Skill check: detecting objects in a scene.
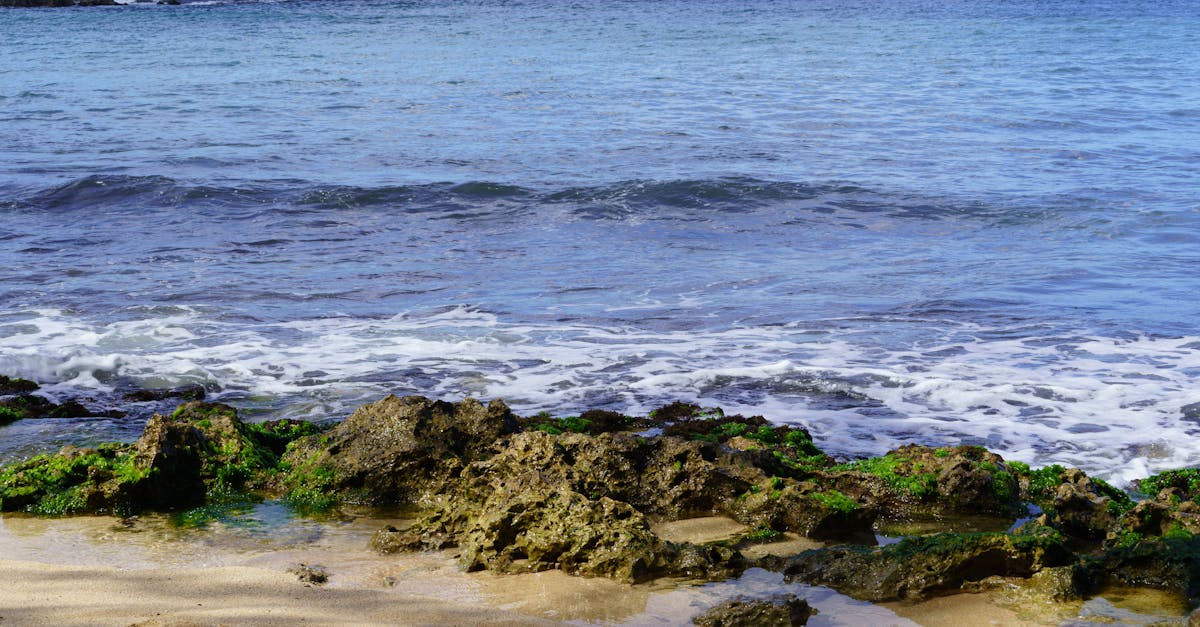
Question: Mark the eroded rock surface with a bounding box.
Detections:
[280,395,518,507]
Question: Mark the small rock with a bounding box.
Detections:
[290,563,328,585]
[0,375,39,395]
[692,594,815,626]
[123,384,207,403]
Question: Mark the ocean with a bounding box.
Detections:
[2,0,1199,485]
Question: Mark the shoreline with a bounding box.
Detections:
[0,505,1191,626]
[2,391,1199,625]
[0,554,1184,626]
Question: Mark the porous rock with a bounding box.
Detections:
[280,395,519,506]
[1023,466,1132,542]
[376,487,744,583]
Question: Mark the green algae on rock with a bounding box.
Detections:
[0,401,317,515]
[1009,463,1134,544]
[0,444,150,515]
[825,445,1024,519]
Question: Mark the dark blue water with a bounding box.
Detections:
[2,0,1200,483]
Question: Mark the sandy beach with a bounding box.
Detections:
[0,558,555,626]
[0,510,920,626]
[0,557,1129,627]
[1,511,1193,627]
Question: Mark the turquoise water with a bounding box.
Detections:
[2,0,1199,482]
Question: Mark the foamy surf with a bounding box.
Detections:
[2,306,1196,484]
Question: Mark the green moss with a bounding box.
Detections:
[746,425,782,446]
[737,525,782,544]
[934,449,950,458]
[1164,522,1195,541]
[0,444,148,515]
[888,525,1067,563]
[1008,461,1031,474]
[714,422,748,438]
[534,423,563,435]
[992,471,1015,501]
[0,406,22,422]
[1024,464,1068,502]
[284,466,340,513]
[1112,530,1144,549]
[810,490,859,513]
[1140,468,1200,500]
[528,414,592,436]
[834,454,938,500]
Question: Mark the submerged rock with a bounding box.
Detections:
[0,374,119,423]
[0,375,39,395]
[692,593,815,626]
[122,384,207,403]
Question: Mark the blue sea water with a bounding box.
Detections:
[1,0,1199,483]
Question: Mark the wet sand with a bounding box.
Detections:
[1,511,1189,626]
[0,558,552,626]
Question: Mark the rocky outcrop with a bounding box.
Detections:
[731,482,877,543]
[375,488,745,583]
[1014,463,1133,543]
[280,395,519,508]
[692,594,815,626]
[823,445,1024,519]
[7,389,1200,608]
[0,401,316,515]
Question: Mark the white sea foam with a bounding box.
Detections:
[2,307,1198,484]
